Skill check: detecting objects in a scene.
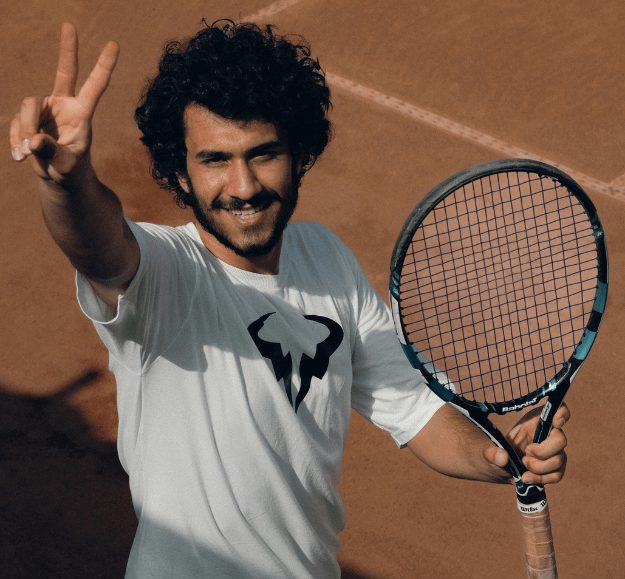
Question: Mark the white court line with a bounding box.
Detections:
[327,71,625,203]
[244,0,305,21]
[609,173,625,190]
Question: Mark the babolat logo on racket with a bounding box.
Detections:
[502,397,539,412]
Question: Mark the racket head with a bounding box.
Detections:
[390,158,608,415]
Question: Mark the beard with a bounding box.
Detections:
[186,181,299,258]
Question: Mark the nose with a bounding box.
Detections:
[225,159,262,201]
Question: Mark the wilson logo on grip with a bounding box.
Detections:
[517,499,547,514]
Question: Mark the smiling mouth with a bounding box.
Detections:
[220,196,277,221]
[228,207,265,218]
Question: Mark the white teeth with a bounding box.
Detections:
[230,208,262,218]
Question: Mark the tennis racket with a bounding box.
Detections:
[389,158,608,579]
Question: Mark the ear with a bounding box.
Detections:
[293,154,306,179]
[177,173,191,194]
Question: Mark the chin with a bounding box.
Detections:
[224,228,283,258]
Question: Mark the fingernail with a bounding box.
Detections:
[522,474,535,484]
[21,138,31,155]
[12,147,25,161]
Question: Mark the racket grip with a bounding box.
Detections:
[520,503,557,578]
[517,486,558,579]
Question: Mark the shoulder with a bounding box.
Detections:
[286,221,353,258]
[128,220,204,262]
[129,220,195,245]
[285,221,363,287]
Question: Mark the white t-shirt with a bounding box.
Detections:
[76,220,443,579]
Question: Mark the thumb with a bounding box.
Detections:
[28,133,78,180]
[484,445,510,469]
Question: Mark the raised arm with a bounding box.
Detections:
[9,22,139,308]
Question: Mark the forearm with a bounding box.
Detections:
[38,162,136,284]
[407,405,511,484]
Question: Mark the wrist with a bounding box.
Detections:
[63,158,99,191]
[40,157,99,196]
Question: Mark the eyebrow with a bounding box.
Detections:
[194,140,288,162]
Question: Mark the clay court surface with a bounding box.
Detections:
[2,1,624,577]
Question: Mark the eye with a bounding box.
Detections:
[255,149,288,165]
[254,150,278,161]
[195,151,228,166]
[201,156,226,166]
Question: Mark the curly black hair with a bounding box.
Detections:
[135,19,332,207]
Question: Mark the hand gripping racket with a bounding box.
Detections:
[389,159,608,578]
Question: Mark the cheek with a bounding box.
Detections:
[187,168,223,197]
[265,163,294,194]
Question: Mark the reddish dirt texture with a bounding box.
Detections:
[2,1,624,578]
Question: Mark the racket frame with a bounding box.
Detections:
[389,157,608,497]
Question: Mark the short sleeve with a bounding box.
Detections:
[75,220,200,373]
[349,257,444,447]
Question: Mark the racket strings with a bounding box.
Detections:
[400,256,597,312]
[436,179,584,398]
[399,171,598,404]
[401,222,596,283]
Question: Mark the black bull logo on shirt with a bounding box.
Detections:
[247,313,344,412]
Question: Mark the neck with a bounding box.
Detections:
[196,225,282,275]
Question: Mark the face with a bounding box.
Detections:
[180,104,300,272]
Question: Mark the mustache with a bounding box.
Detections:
[210,190,282,211]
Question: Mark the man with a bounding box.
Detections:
[10,20,568,578]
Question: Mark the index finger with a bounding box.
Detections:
[52,22,79,97]
[552,402,570,429]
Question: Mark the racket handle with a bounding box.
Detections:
[520,502,557,578]
[517,486,558,579]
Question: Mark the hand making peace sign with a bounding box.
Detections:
[9,22,119,183]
